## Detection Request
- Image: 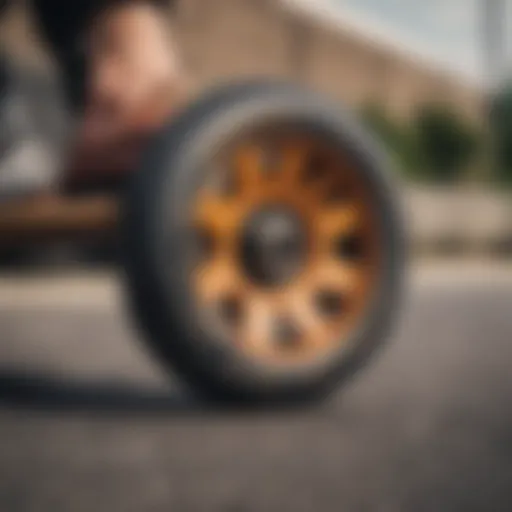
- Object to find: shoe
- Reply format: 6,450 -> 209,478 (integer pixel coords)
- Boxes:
0,139 -> 58,201
0,53 -> 68,201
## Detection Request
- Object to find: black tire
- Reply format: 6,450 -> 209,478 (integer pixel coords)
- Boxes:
122,81 -> 405,405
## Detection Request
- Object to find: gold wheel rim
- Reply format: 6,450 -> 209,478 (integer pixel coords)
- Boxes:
191,131 -> 380,364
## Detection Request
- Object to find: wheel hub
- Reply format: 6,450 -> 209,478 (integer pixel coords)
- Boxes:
241,207 -> 306,288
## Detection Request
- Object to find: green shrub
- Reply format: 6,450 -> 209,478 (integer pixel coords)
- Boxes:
359,103 -> 421,180
490,87 -> 512,185
413,105 -> 481,184
360,102 -> 482,184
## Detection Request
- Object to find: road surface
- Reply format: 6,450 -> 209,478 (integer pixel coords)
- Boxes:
0,263 -> 511,512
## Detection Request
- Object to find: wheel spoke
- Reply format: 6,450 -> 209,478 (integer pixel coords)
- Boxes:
234,145 -> 264,197
241,295 -> 274,349
317,203 -> 360,240
310,258 -> 359,292
280,143 -> 308,185
194,193 -> 242,245
195,259 -> 241,302
287,291 -> 325,340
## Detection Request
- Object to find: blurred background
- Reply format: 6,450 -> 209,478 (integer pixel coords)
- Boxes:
2,0 -> 512,258
0,1 -> 511,511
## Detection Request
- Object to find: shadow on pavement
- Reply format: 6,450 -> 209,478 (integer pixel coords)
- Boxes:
0,368 -> 319,419
0,367 -> 208,416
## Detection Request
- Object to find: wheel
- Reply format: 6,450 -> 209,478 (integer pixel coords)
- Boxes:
122,81 -> 405,405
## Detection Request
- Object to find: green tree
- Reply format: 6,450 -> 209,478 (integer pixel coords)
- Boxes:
413,105 -> 481,183
490,86 -> 512,185
359,103 -> 420,179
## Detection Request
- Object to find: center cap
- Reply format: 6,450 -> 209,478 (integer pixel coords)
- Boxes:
241,207 -> 306,287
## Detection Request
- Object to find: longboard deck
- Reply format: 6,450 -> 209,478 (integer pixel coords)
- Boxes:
0,195 -> 119,243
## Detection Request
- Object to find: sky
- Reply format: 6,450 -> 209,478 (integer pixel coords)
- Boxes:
323,0 -> 494,83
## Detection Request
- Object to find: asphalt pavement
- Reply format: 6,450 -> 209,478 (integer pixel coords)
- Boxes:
0,263 -> 511,512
